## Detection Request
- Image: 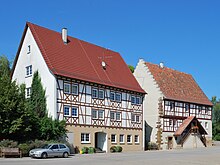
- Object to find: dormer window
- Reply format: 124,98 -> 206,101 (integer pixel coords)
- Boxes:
26,65 -> 32,76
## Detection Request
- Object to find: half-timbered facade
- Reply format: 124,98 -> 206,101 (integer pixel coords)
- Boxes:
134,59 -> 213,150
12,22 -> 145,152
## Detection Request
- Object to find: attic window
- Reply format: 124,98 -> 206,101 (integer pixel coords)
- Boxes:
27,45 -> 31,54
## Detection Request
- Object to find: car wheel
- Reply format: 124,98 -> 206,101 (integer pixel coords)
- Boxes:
41,152 -> 47,159
63,152 -> 68,158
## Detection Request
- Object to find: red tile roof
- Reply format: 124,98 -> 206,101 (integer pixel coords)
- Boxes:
12,22 -> 145,93
174,116 -> 195,136
145,62 -> 212,106
174,116 -> 207,136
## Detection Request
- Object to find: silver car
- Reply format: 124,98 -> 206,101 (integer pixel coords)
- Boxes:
29,143 -> 70,158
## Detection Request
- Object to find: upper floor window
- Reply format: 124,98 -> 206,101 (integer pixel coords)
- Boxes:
116,112 -> 121,121
92,109 -> 104,120
134,135 -> 139,143
26,65 -> 32,76
119,134 -> 124,143
127,135 -> 132,143
185,103 -> 189,112
131,113 -> 135,122
26,87 -> 31,98
92,88 -> 98,98
92,109 -> 98,119
99,89 -> 104,99
115,93 -> 121,102
64,106 -> 70,116
110,111 -> 115,120
131,96 -> 136,104
111,134 -> 117,143
27,45 -> 31,54
110,92 -> 115,101
72,84 -> 78,95
72,107 -> 78,117
136,97 -> 141,104
98,110 -> 104,119
64,83 -> 70,94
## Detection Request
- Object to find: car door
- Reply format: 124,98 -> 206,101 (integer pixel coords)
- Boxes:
49,144 -> 59,157
59,144 -> 67,156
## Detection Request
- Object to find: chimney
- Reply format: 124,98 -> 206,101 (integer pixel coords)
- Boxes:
62,28 -> 67,44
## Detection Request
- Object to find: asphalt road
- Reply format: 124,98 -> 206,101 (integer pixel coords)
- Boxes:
1,146 -> 220,165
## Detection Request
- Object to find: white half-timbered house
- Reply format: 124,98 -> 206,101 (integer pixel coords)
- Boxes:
12,22 -> 145,152
134,59 -> 212,150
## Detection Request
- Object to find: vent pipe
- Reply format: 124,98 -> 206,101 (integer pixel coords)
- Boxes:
62,28 -> 67,44
159,62 -> 164,68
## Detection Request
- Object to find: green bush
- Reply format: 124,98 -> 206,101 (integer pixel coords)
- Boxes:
115,146 -> 123,152
0,139 -> 18,148
88,147 -> 95,154
147,142 -> 158,150
110,146 -> 117,153
18,143 -> 31,156
81,147 -> 89,154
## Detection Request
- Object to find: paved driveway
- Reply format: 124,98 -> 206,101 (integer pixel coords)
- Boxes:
1,146 -> 220,165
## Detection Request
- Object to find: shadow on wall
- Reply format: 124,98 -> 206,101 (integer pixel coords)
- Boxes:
145,121 -> 153,150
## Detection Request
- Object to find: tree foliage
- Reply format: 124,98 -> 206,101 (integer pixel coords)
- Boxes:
212,96 -> 220,140
0,55 -> 66,143
128,65 -> 135,73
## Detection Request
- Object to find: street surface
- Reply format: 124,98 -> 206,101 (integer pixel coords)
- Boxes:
1,146 -> 220,165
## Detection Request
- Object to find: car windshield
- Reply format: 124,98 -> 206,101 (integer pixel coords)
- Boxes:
41,144 -> 52,149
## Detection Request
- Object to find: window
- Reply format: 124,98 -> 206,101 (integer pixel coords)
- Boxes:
110,92 -> 115,101
92,88 -> 98,98
169,119 -> 173,126
51,144 -> 58,149
131,114 -> 135,122
26,87 -> 31,97
72,84 -> 78,95
59,144 -> 67,149
135,135 -> 139,143
64,83 -> 70,94
81,133 -> 90,143
111,134 -> 116,143
131,96 -> 136,104
115,93 -> 121,102
136,97 -> 141,104
72,107 -> 78,117
185,103 -> 189,112
116,112 -> 121,121
136,115 -> 140,123
26,65 -> 32,76
127,135 -> 132,143
64,106 -> 70,116
27,45 -> 31,54
119,134 -> 124,143
110,111 -> 115,120
92,109 -> 98,119
99,90 -> 104,99
98,110 -> 104,119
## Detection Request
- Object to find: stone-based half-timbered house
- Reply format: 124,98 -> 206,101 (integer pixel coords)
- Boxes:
134,59 -> 212,150
12,22 -> 145,152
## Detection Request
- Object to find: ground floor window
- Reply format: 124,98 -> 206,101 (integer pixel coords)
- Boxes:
135,135 -> 139,143
81,133 -> 90,143
127,135 -> 132,143
111,134 -> 117,143
119,134 -> 124,143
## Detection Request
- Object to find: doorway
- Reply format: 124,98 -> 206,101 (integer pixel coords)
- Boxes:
168,136 -> 173,149
95,132 -> 107,152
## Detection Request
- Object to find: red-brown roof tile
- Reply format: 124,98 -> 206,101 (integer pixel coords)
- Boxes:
145,62 -> 212,106
174,116 -> 207,136
13,22 -> 145,93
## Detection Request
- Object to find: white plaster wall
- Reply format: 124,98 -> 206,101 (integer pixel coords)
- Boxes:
199,119 -> 212,140
12,27 -> 57,119
183,134 -> 205,149
134,59 -> 164,148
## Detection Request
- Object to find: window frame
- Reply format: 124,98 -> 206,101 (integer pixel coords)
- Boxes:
99,89 -> 104,99
119,134 -> 124,143
127,135 -> 132,144
72,107 -> 78,117
116,112 -> 121,121
115,93 -> 122,102
131,95 -> 136,104
64,83 -> 71,94
26,65 -> 32,76
134,135 -> 139,144
110,111 -> 115,120
64,106 -> 70,117
136,96 -> 141,105
111,134 -> 117,143
81,133 -> 90,143
92,88 -> 98,98
26,87 -> 31,97
110,92 -> 115,101
92,109 -> 98,119
98,110 -> 104,120
72,84 -> 78,95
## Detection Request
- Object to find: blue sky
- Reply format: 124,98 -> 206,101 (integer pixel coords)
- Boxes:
0,0 -> 219,100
